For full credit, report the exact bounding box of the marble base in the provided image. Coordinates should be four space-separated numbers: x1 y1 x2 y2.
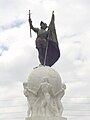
26 116 67 120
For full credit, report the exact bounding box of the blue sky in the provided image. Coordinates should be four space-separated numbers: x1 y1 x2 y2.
0 0 90 120
0 19 25 31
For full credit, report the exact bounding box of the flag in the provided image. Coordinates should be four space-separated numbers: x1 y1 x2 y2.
44 12 60 66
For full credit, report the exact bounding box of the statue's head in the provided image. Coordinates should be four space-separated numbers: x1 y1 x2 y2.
40 21 47 30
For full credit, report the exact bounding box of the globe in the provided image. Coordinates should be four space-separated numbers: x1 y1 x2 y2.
27 65 62 94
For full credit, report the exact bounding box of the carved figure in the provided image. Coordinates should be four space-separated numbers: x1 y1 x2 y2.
36 77 58 116
23 82 36 117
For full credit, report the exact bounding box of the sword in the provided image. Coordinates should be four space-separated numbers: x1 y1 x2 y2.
29 10 32 37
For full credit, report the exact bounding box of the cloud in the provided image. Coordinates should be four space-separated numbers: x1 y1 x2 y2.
0 19 25 31
0 45 9 56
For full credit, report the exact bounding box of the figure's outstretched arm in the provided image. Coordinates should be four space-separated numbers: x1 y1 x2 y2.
55 88 64 97
28 16 39 33
55 84 66 99
27 87 37 96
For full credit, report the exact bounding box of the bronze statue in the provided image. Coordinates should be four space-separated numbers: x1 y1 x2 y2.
29 11 60 67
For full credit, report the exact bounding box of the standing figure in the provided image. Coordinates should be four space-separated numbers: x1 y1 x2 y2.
23 82 37 117
29 11 60 67
30 20 48 65
37 77 58 116
23 82 31 117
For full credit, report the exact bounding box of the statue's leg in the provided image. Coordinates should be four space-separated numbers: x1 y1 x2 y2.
37 47 46 65
38 47 44 65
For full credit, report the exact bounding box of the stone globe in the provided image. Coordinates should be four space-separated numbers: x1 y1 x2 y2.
27 65 62 94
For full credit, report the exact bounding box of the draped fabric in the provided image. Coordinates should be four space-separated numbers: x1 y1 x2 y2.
48 12 58 44
38 12 60 67
44 12 60 66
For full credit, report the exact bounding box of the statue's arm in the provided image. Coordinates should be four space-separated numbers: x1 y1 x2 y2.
31 24 39 33
29 18 39 33
55 88 65 98
55 89 63 96
55 84 66 99
56 84 66 94
27 87 37 96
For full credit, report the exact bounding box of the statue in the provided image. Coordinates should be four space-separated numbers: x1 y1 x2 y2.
29 11 60 67
23 11 67 120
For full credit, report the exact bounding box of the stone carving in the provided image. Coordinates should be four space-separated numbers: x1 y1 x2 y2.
23 66 67 120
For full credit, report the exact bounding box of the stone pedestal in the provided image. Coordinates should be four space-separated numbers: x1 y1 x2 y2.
23 65 67 120
26 116 67 120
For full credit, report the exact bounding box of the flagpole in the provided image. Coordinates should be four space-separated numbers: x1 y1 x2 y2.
44 11 54 66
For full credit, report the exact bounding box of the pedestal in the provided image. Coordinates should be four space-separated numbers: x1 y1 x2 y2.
26 116 67 120
23 66 67 120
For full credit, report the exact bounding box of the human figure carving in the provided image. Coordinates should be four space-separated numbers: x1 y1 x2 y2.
23 82 31 117
37 77 57 116
23 82 37 117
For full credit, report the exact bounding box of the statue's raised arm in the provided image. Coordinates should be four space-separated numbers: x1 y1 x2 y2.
28 10 39 34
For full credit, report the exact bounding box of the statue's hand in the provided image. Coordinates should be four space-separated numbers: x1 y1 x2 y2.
28 18 32 26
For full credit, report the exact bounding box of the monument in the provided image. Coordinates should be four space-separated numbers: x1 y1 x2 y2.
23 11 67 120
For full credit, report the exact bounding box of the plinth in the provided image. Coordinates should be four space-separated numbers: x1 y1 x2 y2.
26 116 66 120
23 65 67 120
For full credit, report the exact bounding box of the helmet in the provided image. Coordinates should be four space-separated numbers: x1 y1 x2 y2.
40 21 47 29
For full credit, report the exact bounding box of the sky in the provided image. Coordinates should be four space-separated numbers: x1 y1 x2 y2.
0 0 90 120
